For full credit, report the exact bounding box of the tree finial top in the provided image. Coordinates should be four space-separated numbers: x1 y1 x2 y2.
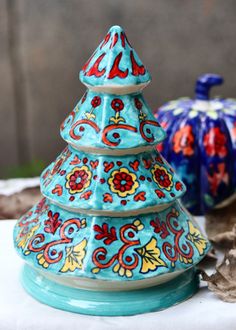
79 25 151 94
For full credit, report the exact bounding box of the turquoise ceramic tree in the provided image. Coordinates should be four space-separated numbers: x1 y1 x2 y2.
14 26 210 315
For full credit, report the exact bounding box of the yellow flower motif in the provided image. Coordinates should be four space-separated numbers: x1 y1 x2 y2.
60 239 87 273
113 263 133 278
37 253 49 269
187 221 208 255
136 238 167 273
179 255 193 264
16 224 40 251
108 167 139 198
66 166 92 194
151 164 173 191
133 219 144 231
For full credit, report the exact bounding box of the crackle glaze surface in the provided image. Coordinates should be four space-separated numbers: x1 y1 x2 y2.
156 74 236 215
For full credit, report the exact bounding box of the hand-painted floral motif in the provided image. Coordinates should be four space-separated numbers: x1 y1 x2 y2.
155 208 194 266
203 127 227 158
111 98 124 112
65 166 92 194
156 78 236 215
94 223 117 245
187 222 208 256
44 211 62 235
27 217 87 269
151 164 173 191
60 239 87 273
108 168 139 197
150 217 169 238
135 238 166 273
92 220 145 278
16 223 40 251
91 96 101 108
172 125 194 156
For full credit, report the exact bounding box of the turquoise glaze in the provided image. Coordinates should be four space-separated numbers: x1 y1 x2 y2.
14 198 210 280
79 25 151 88
40 145 186 212
22 264 199 316
14 25 210 315
60 90 166 150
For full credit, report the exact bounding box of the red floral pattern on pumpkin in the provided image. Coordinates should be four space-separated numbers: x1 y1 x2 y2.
172 125 194 156
203 127 227 158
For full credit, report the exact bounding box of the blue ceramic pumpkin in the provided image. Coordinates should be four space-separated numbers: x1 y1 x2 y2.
156 74 236 215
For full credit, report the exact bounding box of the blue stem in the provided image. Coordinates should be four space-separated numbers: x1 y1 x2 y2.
195 74 223 100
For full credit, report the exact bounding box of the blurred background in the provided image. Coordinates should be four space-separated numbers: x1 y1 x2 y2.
1 0 236 178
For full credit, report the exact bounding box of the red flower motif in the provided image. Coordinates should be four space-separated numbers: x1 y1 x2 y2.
172 125 194 156
66 166 92 194
113 172 134 192
152 165 173 190
69 170 88 190
111 98 124 112
134 98 143 110
203 127 227 158
91 96 101 108
155 170 171 188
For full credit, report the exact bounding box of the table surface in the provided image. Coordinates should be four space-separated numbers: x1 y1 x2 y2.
1 220 236 330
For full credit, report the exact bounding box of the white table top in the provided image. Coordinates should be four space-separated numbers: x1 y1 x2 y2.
1 220 236 330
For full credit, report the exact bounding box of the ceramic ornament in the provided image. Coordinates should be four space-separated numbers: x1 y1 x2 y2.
13 26 210 316
155 74 236 215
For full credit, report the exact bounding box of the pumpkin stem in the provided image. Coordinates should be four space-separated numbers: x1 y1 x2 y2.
195 74 223 100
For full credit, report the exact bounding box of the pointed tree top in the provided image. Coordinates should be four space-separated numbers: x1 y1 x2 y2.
79 25 151 94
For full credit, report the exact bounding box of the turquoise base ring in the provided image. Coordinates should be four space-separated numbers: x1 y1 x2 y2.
21 264 199 316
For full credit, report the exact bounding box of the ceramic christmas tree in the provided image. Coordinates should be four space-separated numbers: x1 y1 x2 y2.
13 26 210 316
